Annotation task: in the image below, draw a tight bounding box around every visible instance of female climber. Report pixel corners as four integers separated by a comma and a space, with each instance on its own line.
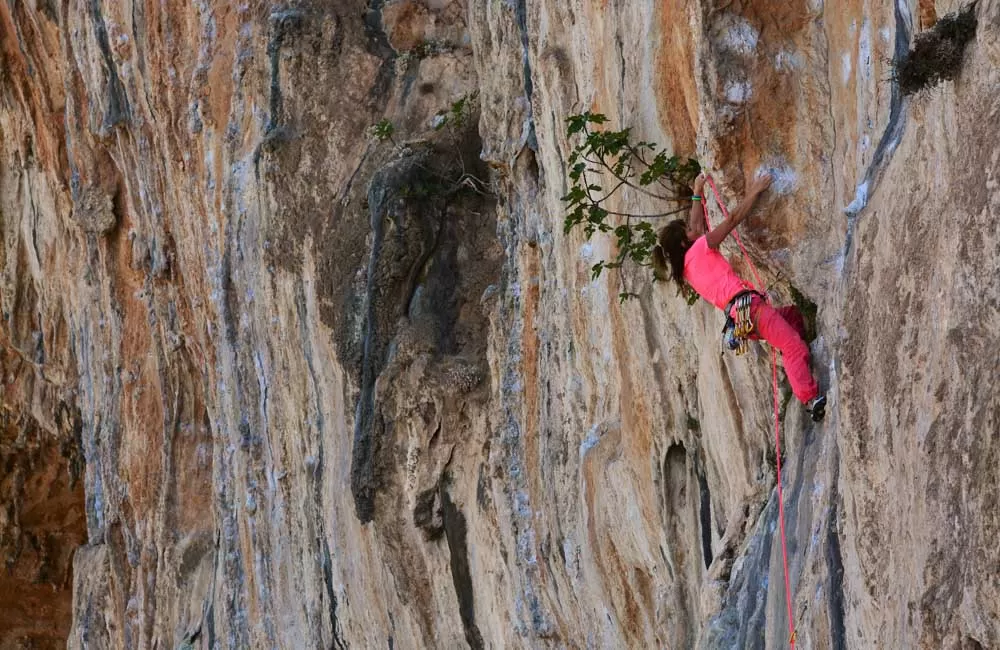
652, 173, 826, 422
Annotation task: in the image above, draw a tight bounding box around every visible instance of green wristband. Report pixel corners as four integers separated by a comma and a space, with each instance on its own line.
691, 195, 703, 201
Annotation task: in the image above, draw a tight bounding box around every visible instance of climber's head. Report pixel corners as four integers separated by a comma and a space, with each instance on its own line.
652, 219, 694, 287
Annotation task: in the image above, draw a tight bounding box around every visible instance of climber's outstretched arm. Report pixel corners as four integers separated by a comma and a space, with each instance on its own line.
705, 174, 773, 249
686, 174, 708, 237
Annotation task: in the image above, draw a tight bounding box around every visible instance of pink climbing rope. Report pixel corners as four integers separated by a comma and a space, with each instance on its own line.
702, 174, 797, 649
703, 175, 767, 292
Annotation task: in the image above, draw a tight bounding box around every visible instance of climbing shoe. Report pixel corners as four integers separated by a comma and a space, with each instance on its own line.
806, 395, 827, 422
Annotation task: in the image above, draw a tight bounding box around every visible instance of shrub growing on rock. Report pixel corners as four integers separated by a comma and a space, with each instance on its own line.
367, 93, 492, 198
894, 3, 978, 95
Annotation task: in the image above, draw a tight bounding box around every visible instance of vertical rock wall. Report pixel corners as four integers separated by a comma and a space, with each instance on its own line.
0, 0, 998, 648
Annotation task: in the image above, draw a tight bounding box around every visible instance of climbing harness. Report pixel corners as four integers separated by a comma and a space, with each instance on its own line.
702, 174, 798, 649
722, 290, 761, 355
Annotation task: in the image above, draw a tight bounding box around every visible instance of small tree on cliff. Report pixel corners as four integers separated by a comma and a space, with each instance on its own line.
561, 112, 700, 302
893, 4, 977, 96
368, 93, 491, 198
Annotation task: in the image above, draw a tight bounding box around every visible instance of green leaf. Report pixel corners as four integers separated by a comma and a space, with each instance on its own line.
370, 118, 395, 141
567, 112, 607, 135
639, 152, 670, 186
563, 205, 585, 233
587, 205, 608, 223
560, 186, 586, 205
593, 128, 630, 157
450, 96, 468, 124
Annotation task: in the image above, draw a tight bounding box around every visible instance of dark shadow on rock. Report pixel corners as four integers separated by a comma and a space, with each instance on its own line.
348, 120, 499, 523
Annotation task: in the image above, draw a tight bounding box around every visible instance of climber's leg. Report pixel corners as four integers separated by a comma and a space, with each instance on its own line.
750, 298, 819, 404
775, 305, 807, 341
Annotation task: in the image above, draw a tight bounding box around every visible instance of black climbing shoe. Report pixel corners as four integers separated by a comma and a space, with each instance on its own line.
807, 395, 827, 422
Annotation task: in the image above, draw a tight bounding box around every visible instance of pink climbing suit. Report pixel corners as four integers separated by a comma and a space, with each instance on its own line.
683, 235, 819, 404
683, 236, 751, 310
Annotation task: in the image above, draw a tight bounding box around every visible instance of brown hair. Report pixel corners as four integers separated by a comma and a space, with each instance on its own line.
652, 219, 691, 288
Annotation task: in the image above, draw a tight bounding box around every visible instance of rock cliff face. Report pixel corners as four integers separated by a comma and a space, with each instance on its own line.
1, 0, 998, 648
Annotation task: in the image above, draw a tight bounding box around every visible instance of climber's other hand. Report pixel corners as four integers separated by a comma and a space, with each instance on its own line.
750, 173, 773, 195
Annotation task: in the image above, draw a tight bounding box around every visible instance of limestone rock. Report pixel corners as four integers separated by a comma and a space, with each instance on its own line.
70, 185, 117, 234
0, 0, 998, 648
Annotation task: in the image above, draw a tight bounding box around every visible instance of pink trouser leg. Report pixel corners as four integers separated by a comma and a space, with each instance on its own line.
775, 306, 807, 341
750, 299, 819, 404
